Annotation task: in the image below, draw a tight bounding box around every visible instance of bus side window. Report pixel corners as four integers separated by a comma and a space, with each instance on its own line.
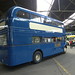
44, 38, 48, 43
43, 38, 52, 43
32, 37, 41, 43
40, 17, 45, 23
31, 14, 41, 22
53, 37, 56, 42
57, 37, 63, 42
17, 10, 30, 19
57, 37, 60, 41
44, 18, 52, 25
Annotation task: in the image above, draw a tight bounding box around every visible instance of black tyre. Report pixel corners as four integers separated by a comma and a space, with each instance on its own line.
33, 51, 42, 64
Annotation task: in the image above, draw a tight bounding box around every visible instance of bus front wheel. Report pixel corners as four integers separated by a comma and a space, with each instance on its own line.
33, 51, 42, 64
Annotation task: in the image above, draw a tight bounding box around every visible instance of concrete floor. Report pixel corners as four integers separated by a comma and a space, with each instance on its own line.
0, 46, 75, 75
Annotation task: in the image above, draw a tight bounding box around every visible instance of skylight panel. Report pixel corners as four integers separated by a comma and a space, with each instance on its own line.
37, 0, 55, 16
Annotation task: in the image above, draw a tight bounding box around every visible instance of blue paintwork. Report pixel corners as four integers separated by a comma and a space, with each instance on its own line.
0, 6, 65, 66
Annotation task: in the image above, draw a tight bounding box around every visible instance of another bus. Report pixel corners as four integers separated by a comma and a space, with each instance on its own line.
66, 35, 75, 45
0, 6, 66, 66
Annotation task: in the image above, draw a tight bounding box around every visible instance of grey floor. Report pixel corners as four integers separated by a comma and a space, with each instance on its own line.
0, 46, 75, 75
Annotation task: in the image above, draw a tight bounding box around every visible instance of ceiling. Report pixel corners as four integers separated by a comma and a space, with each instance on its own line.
65, 20, 75, 32
0, 0, 75, 21
0, 0, 36, 17
49, 0, 75, 21
48, 0, 75, 32
0, 0, 75, 32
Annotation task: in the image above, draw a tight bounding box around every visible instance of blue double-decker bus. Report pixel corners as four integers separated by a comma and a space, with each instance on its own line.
0, 6, 65, 66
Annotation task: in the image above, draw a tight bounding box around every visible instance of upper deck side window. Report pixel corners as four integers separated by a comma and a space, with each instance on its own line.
16, 10, 30, 19
30, 14, 41, 22
44, 18, 52, 24
16, 10, 45, 23
44, 18, 63, 27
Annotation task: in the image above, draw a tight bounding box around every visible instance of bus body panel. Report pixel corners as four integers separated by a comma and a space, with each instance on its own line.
6, 26, 65, 66
0, 46, 8, 61
4, 43, 64, 66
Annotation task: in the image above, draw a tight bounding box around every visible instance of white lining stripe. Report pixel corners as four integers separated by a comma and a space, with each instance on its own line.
30, 22, 63, 33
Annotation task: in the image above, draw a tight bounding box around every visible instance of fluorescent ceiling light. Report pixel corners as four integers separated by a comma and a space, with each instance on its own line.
69, 13, 75, 18
63, 20, 74, 26
63, 19, 68, 23
63, 13, 75, 26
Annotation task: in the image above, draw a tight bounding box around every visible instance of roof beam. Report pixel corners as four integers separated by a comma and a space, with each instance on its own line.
37, 10, 75, 12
